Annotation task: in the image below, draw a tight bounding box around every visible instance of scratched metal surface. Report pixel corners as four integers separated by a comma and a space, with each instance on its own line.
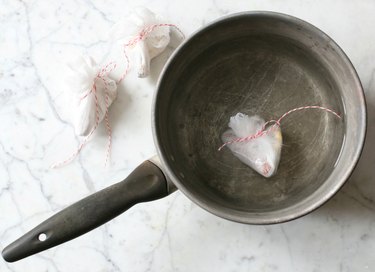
154, 13, 364, 223
172, 35, 344, 210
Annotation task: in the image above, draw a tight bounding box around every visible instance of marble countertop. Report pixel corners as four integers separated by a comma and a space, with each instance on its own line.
1, 1, 375, 271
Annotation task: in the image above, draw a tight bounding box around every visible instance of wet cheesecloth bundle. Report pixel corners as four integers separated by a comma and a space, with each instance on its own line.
220, 106, 341, 178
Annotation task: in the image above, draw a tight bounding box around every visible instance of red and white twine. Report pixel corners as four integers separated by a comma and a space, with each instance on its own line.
117, 23, 185, 83
52, 24, 184, 168
218, 105, 341, 151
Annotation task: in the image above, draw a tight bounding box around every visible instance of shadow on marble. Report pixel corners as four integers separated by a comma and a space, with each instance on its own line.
148, 47, 174, 85
104, 84, 132, 135
148, 29, 185, 85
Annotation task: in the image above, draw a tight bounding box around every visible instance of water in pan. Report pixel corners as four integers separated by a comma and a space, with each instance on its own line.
168, 35, 345, 212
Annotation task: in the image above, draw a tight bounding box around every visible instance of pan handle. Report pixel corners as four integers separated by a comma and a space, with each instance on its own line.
2, 159, 173, 262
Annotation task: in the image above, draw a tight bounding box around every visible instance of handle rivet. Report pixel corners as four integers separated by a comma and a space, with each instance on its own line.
38, 233, 47, 242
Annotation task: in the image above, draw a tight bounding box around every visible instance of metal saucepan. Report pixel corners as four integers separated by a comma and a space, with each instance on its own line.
2, 11, 366, 262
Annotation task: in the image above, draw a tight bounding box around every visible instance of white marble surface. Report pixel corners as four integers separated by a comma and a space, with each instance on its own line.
1, 1, 375, 271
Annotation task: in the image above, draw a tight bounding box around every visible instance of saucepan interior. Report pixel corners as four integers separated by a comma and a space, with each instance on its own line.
153, 12, 366, 224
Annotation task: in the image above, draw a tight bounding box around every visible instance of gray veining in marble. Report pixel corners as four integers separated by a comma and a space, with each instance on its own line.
1, 0, 375, 271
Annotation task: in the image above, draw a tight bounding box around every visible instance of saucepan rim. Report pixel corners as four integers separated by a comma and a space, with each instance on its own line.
152, 11, 367, 224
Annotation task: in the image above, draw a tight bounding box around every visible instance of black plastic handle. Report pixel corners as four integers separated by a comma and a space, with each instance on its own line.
2, 160, 169, 262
